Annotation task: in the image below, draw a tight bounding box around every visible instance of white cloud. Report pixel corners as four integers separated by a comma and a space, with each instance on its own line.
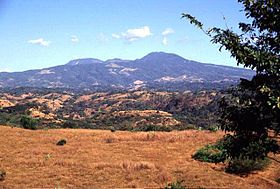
162, 36, 168, 45
112, 33, 120, 39
71, 35, 79, 43
28, 38, 51, 47
161, 28, 174, 46
121, 26, 152, 42
162, 28, 175, 36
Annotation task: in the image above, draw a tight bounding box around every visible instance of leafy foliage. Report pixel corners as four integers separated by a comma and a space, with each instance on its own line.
192, 141, 226, 163
207, 125, 219, 132
132, 124, 172, 132
221, 134, 278, 160
225, 157, 270, 174
20, 115, 38, 130
184, 0, 280, 170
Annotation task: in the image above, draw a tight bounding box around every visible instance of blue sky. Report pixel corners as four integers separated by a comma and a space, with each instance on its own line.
0, 0, 246, 72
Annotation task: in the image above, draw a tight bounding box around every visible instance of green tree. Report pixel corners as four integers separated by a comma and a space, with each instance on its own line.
183, 0, 279, 164
20, 115, 38, 130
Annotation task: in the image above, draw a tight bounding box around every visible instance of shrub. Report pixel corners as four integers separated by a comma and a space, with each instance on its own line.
56, 139, 67, 146
192, 141, 226, 163
225, 157, 270, 174
184, 124, 197, 130
208, 125, 219, 132
164, 180, 186, 189
174, 123, 197, 130
193, 137, 272, 175
20, 115, 38, 130
0, 169, 6, 181
109, 126, 116, 132
221, 134, 279, 160
133, 124, 172, 132
275, 178, 280, 184
62, 120, 78, 129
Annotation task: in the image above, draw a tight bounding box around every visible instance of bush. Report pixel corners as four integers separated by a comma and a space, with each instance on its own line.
192, 141, 226, 163
20, 115, 38, 130
62, 120, 78, 129
208, 125, 219, 132
221, 134, 279, 160
133, 124, 172, 132
174, 123, 197, 130
56, 139, 67, 146
0, 169, 6, 181
226, 157, 270, 174
193, 137, 272, 175
164, 180, 186, 189
184, 124, 197, 130
109, 126, 116, 132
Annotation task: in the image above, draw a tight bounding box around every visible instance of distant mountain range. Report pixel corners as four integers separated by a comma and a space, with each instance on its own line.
0, 52, 255, 91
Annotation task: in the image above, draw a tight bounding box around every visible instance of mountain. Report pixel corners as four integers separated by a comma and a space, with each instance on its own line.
0, 52, 255, 91
66, 58, 103, 65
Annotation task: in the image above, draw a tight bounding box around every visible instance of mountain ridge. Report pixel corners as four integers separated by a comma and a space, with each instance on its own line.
0, 52, 255, 91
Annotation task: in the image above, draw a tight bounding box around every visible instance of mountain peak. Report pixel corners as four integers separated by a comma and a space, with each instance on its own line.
144, 51, 178, 57
140, 52, 186, 62
0, 52, 255, 90
66, 58, 103, 65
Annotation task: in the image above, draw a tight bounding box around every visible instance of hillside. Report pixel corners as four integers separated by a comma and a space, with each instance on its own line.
0, 89, 220, 130
0, 52, 254, 91
0, 126, 279, 188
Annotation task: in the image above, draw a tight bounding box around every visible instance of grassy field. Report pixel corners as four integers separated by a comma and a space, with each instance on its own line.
0, 126, 279, 188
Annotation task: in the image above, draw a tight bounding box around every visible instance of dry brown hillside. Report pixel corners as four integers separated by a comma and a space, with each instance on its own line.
0, 90, 220, 130
0, 126, 279, 188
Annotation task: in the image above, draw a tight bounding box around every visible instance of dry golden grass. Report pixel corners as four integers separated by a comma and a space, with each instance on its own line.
0, 126, 279, 189
0, 100, 14, 108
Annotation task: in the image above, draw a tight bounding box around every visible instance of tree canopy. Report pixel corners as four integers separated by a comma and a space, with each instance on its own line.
183, 0, 280, 164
